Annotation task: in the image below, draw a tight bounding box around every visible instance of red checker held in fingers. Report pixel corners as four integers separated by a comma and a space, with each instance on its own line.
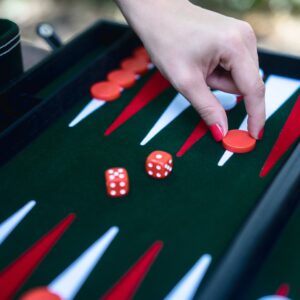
105, 167, 129, 197
222, 130, 256, 153
146, 150, 173, 179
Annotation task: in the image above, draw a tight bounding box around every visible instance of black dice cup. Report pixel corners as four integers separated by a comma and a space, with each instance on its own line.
0, 19, 23, 88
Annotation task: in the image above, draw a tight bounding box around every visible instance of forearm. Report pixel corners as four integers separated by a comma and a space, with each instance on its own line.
115, 0, 189, 39
115, 0, 160, 25
114, 0, 265, 140
115, 0, 188, 20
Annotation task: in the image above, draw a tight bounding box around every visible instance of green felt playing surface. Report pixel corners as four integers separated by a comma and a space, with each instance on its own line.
0, 66, 299, 299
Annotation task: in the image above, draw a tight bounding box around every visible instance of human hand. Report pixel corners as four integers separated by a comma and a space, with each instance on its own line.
116, 0, 266, 141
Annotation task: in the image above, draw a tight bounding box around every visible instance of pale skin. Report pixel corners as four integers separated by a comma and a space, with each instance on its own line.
115, 0, 266, 141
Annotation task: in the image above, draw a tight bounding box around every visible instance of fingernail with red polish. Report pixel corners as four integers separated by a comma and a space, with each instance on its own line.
209, 124, 224, 142
258, 128, 264, 140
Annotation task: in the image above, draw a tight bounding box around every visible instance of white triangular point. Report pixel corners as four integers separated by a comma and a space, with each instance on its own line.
258, 297, 291, 300
140, 90, 238, 146
68, 99, 105, 127
140, 93, 191, 146
48, 226, 119, 300
0, 200, 36, 245
164, 254, 212, 300
218, 75, 300, 167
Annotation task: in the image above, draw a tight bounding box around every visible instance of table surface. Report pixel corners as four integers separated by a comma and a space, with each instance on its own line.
21, 41, 48, 71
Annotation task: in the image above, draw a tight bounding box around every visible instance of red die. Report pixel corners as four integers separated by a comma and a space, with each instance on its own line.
146, 150, 173, 179
105, 167, 129, 197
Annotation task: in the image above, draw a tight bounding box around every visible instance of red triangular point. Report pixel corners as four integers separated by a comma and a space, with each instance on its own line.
0, 213, 75, 300
104, 72, 170, 136
260, 95, 300, 177
101, 241, 163, 300
176, 120, 208, 157
275, 283, 290, 296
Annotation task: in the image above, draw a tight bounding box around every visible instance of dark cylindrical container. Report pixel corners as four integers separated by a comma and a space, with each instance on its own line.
0, 19, 23, 88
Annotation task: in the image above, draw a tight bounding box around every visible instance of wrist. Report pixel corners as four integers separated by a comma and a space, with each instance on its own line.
115, 0, 191, 34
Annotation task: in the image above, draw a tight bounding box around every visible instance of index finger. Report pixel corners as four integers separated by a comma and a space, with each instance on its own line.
229, 51, 266, 139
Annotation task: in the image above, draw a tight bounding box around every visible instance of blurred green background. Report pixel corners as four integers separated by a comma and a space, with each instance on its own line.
0, 0, 299, 55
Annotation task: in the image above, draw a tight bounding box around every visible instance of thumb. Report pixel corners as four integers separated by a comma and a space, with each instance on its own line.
181, 76, 228, 142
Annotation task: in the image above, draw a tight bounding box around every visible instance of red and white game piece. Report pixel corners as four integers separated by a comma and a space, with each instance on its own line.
146, 151, 173, 179
105, 168, 129, 197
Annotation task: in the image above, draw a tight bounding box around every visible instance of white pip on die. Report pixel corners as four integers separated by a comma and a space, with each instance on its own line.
146, 150, 173, 179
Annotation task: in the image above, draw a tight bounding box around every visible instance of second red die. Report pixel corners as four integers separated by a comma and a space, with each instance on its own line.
146, 150, 173, 179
